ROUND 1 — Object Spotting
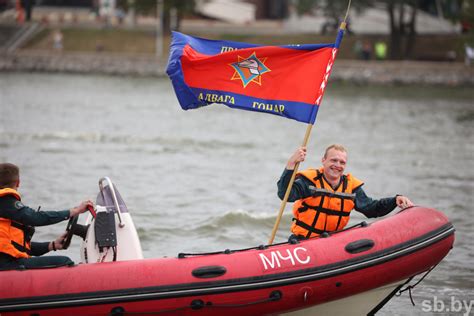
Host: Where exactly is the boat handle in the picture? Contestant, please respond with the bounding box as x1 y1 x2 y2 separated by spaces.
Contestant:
99 177 125 228
345 239 375 254
192 266 227 278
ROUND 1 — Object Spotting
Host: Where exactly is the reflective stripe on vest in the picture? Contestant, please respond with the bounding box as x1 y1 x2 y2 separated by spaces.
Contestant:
291 168 363 239
0 188 31 258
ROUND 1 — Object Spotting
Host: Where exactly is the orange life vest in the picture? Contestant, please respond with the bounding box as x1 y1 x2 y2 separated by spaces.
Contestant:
291 168 364 239
0 188 32 258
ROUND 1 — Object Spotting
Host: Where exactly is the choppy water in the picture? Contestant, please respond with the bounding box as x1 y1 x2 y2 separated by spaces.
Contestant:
0 72 472 315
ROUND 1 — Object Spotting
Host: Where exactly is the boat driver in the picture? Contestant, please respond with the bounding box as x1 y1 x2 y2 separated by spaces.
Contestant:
278 144 413 242
0 163 93 270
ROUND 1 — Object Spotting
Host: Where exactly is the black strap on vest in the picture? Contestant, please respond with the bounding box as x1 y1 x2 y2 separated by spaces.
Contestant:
318 174 329 234
10 221 35 246
11 240 31 256
309 188 356 200
292 218 328 236
10 221 26 230
335 176 348 230
298 202 351 217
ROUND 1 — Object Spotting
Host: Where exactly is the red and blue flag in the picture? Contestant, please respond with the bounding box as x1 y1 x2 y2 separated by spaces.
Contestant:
166 31 344 124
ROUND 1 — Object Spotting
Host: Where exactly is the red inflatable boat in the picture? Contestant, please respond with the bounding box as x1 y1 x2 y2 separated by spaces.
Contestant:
0 178 455 316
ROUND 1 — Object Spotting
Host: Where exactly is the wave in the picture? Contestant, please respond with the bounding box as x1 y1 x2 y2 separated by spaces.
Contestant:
144 209 292 236
0 132 255 149
208 208 285 227
136 208 294 254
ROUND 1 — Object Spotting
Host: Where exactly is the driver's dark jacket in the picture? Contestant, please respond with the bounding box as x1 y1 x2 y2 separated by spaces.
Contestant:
0 194 70 258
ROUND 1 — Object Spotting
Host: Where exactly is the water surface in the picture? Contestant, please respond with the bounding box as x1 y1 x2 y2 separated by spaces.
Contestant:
0 73 472 315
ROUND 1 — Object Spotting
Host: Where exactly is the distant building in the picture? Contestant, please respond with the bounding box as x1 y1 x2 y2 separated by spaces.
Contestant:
37 0 92 6
194 0 288 24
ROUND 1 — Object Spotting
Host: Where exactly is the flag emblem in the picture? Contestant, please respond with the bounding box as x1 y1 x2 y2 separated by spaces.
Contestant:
230 52 270 88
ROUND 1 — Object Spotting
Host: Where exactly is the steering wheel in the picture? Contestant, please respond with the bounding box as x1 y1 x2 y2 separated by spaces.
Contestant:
62 215 79 250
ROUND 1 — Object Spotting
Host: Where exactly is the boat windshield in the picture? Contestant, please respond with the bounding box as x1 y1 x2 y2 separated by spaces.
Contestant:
96 184 129 214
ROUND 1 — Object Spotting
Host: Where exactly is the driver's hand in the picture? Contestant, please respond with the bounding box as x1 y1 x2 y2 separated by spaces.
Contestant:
51 232 68 251
69 200 94 218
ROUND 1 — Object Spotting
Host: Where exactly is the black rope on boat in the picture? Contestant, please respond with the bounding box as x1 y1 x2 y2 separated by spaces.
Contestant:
178 222 370 259
111 305 189 315
177 221 371 258
367 276 414 316
330 221 368 235
396 263 439 306
178 244 270 258
178 249 234 258
112 290 282 315
207 290 282 309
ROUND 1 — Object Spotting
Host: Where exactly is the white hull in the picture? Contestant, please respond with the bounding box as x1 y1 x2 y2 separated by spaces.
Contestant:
282 280 406 316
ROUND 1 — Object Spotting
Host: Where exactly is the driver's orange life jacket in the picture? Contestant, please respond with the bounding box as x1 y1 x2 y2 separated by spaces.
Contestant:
291 168 364 239
0 188 31 258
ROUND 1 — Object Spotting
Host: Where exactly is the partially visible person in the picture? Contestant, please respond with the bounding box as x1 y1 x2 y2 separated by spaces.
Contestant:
278 145 413 242
0 163 93 270
52 29 63 52
465 44 474 66
374 41 387 60
362 40 372 60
